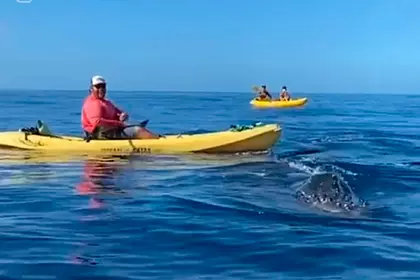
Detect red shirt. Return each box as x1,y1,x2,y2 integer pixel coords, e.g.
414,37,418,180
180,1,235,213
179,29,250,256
81,94,124,133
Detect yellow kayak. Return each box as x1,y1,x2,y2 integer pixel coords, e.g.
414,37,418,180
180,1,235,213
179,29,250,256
0,122,281,155
250,97,308,108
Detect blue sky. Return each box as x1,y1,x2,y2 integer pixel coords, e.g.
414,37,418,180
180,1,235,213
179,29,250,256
1,0,419,93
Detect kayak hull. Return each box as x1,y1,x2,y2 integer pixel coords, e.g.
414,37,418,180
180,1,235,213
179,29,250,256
0,123,281,155
250,97,308,108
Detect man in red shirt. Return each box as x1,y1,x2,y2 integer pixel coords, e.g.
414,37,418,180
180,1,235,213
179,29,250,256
81,75,160,140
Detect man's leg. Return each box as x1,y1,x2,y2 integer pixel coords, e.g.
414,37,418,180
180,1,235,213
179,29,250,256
123,126,160,139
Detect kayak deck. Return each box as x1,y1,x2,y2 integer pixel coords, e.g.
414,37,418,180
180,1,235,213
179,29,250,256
0,122,281,155
250,97,308,108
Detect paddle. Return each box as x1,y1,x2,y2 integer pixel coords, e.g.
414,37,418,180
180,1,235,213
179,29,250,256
250,85,262,100
123,119,149,129
251,85,261,93
121,119,165,139
83,119,154,142
251,85,273,101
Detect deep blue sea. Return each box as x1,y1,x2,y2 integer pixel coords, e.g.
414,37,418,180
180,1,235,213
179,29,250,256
0,89,419,279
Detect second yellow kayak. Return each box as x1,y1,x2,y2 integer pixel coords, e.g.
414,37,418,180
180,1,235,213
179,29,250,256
250,97,308,108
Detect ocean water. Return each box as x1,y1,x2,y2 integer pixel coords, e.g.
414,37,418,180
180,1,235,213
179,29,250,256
0,89,418,279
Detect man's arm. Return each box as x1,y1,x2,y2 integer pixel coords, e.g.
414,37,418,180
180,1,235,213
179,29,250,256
108,100,128,120
112,101,123,115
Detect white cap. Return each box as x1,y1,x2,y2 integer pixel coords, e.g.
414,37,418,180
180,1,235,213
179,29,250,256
91,75,106,86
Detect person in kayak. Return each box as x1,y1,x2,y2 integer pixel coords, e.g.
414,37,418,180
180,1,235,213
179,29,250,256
81,75,160,140
256,85,272,100
280,86,291,101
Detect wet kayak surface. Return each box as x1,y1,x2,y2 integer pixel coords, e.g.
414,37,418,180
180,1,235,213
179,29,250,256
0,90,419,279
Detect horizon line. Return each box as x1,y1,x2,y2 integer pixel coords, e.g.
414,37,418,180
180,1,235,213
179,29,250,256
0,88,418,95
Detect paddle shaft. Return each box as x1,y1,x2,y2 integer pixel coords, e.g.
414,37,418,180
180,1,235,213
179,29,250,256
123,119,149,129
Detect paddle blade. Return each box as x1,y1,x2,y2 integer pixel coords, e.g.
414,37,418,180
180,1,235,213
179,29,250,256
251,85,260,93
139,119,149,128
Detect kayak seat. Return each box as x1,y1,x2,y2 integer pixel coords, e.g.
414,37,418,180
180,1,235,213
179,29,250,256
83,127,127,142
83,120,150,142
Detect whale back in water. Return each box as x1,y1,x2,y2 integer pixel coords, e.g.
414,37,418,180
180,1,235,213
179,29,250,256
295,172,368,215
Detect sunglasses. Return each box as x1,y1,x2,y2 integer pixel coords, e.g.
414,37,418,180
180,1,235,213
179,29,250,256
93,83,106,89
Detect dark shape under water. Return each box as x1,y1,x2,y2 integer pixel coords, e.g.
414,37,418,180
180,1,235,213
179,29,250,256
295,172,368,216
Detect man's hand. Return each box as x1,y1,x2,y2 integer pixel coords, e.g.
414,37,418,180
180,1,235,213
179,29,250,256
119,112,129,122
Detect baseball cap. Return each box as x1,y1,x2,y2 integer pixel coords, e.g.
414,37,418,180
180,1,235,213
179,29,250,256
91,75,106,86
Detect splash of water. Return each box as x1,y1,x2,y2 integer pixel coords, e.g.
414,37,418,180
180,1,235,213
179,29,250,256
294,172,369,216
